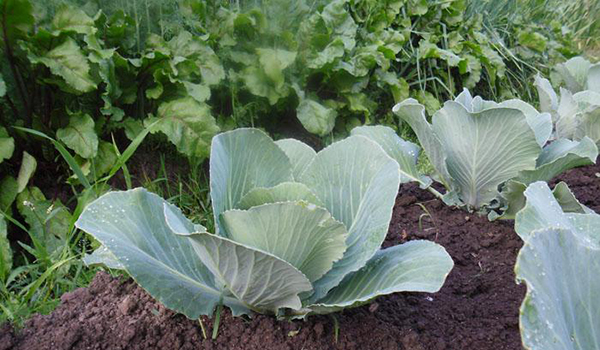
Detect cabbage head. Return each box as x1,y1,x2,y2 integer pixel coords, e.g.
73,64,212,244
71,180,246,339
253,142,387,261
76,128,453,319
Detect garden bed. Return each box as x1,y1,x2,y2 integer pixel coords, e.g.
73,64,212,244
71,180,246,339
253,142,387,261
2,161,599,350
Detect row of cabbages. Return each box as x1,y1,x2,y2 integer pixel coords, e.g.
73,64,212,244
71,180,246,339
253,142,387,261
77,57,599,349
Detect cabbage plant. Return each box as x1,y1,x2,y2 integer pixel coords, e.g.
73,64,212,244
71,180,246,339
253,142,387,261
515,181,599,350
76,128,453,319
392,89,598,219
534,57,600,146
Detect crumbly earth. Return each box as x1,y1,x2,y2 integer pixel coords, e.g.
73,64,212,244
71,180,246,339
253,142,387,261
2,162,598,350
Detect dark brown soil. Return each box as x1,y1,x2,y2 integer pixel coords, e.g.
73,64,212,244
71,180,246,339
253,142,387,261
2,162,598,350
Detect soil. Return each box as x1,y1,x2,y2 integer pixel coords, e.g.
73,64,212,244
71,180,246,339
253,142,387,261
2,162,599,350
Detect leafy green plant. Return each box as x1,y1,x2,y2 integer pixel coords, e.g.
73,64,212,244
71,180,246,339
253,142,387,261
514,181,599,350
392,89,598,218
534,57,600,145
76,128,453,318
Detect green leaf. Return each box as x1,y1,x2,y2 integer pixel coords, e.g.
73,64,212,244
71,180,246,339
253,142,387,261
75,189,250,318
516,227,600,350
17,186,71,254
556,88,579,138
0,0,33,46
180,231,312,313
0,176,18,212
588,64,600,93
310,240,453,313
0,74,6,97
555,56,592,93
236,182,323,210
56,113,99,159
16,151,36,193
240,49,296,105
497,100,552,147
0,127,15,163
552,181,592,214
534,75,558,118
122,117,144,141
274,139,316,180
257,48,297,87
351,125,430,186
31,38,96,93
0,215,12,278
147,97,220,159
320,0,357,51
52,5,95,35
240,66,287,105
183,81,211,103
572,91,600,145
296,98,337,136
306,38,345,69
222,202,347,282
515,180,600,349
514,182,572,240
299,135,400,301
210,129,293,236
82,245,124,270
514,137,598,185
393,98,451,186
517,30,547,52
431,102,540,208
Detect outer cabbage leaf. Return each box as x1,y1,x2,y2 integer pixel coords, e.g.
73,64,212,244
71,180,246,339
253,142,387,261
516,226,600,350
534,75,558,118
82,245,124,270
75,189,250,318
221,202,347,282
555,56,592,93
552,182,594,214
350,125,431,187
588,64,600,93
496,100,552,147
514,182,573,240
274,139,316,180
556,88,580,139
299,135,400,301
432,101,540,208
514,181,600,240
513,137,598,185
393,98,451,186
210,129,293,235
309,240,453,314
515,181,600,349
236,182,323,210
180,231,312,313
457,91,552,148
572,91,600,145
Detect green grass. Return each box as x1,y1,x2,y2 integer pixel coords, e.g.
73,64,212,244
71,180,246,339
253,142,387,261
0,213,99,327
140,153,214,232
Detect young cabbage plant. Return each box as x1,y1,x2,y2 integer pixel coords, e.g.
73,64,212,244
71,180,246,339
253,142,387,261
551,56,600,94
76,128,453,319
392,89,598,219
514,181,599,350
534,58,600,146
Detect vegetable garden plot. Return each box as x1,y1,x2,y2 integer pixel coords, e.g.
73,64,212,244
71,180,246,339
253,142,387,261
2,160,599,350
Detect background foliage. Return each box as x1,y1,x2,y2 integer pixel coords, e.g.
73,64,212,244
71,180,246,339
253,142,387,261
0,0,598,326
